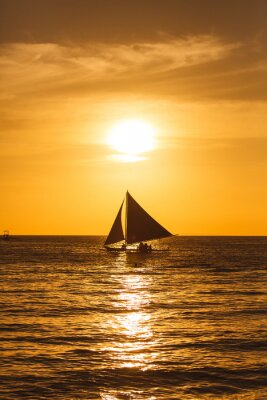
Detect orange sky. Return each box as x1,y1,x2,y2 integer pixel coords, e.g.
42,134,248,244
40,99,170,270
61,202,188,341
0,0,266,235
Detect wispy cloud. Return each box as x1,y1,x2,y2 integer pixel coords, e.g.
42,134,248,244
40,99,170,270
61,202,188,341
1,34,266,162
0,36,240,99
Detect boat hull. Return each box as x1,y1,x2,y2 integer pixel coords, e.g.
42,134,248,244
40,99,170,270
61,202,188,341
105,247,169,253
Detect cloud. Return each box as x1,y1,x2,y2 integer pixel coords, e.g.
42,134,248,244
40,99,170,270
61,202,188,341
1,34,266,162
0,36,240,99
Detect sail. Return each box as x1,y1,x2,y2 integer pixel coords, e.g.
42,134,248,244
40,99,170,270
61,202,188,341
126,192,172,244
105,201,125,246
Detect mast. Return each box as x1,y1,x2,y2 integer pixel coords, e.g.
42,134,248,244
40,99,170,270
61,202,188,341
125,191,128,245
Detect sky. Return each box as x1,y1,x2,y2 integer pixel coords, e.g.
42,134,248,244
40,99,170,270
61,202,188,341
0,0,266,235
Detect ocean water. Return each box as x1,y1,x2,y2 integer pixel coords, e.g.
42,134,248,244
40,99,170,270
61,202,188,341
0,236,266,400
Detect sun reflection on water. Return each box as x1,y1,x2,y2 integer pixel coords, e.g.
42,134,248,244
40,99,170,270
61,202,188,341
106,270,157,371
99,259,160,399
117,311,152,338
100,391,157,400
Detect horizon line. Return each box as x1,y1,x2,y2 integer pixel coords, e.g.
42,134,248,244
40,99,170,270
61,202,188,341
3,234,266,237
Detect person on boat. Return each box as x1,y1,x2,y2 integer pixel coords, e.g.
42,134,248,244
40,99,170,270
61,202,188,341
121,243,126,250
139,242,150,252
139,242,144,251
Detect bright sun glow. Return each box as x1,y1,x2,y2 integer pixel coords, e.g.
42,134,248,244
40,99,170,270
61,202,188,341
107,119,156,161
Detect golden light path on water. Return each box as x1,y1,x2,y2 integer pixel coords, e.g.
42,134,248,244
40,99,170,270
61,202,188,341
100,253,158,400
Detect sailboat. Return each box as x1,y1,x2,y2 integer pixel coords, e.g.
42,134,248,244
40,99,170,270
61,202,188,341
105,191,172,252
2,230,10,241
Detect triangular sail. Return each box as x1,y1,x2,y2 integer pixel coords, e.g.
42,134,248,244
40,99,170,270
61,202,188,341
105,201,125,246
126,192,172,244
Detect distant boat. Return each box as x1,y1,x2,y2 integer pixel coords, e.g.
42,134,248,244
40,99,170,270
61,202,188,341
2,230,10,241
105,191,172,252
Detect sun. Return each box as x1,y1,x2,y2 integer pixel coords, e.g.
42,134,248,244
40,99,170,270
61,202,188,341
107,119,156,161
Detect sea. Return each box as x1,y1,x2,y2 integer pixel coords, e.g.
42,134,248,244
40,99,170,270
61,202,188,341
0,236,266,400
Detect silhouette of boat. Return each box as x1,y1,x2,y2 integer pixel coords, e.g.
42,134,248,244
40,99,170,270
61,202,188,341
2,230,10,241
105,191,172,252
